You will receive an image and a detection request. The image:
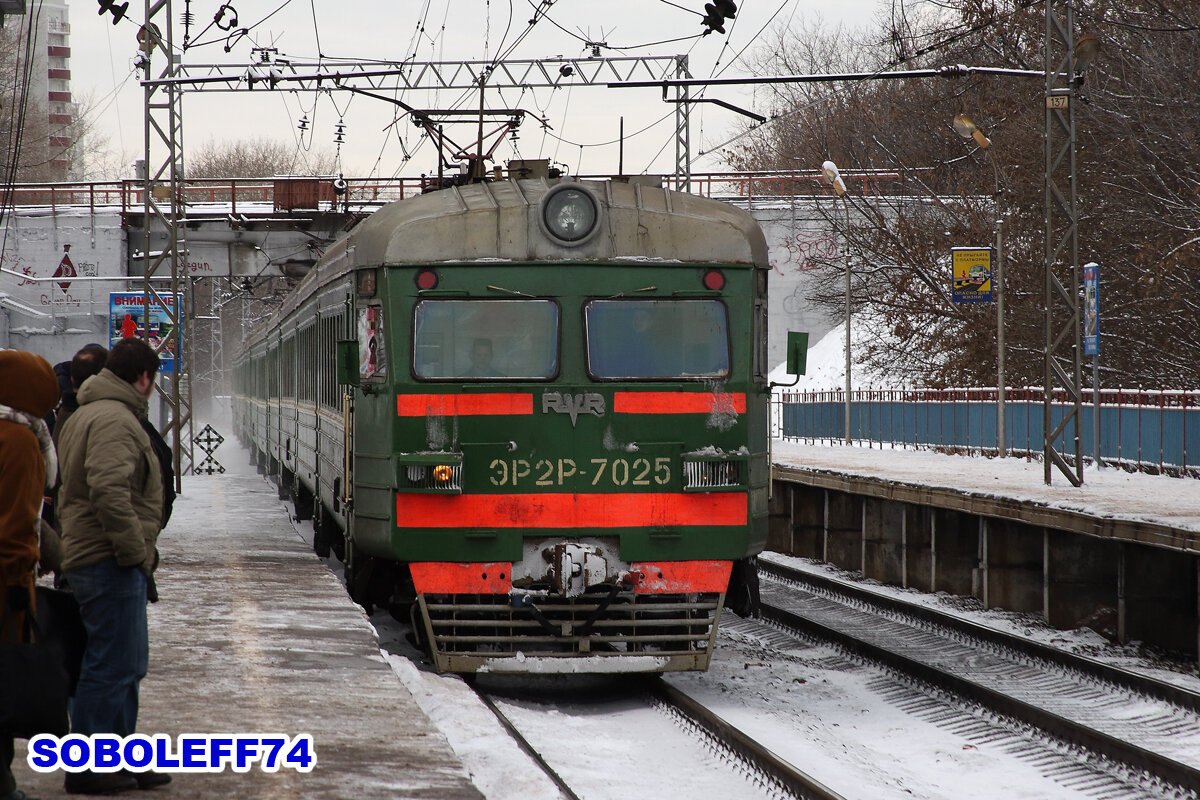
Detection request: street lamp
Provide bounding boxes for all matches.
[953,113,1007,457]
[821,159,853,445]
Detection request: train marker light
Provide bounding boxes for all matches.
[540,184,600,246]
[357,268,377,297]
[415,269,439,290]
[702,269,725,291]
[432,465,454,483]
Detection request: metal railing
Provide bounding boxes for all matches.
[775,386,1200,477]
[0,169,910,217]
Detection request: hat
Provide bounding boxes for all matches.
[0,350,58,416]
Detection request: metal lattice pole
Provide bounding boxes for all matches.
[1043,0,1084,486]
[674,55,691,192]
[141,0,193,483]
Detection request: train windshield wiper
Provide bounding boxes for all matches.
[607,286,657,299]
[486,285,536,297]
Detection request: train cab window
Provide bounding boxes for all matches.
[585,299,730,380]
[413,299,559,380]
[358,304,387,381]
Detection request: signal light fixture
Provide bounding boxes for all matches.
[415,269,439,290]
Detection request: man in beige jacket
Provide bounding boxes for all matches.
[56,337,169,795]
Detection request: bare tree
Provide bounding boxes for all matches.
[731,0,1200,389]
[186,137,339,179]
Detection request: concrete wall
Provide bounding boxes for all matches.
[771,478,1200,658]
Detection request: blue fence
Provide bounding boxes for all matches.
[777,387,1200,475]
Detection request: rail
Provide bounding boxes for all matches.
[774,386,1200,477]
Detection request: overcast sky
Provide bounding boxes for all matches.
[67,0,885,180]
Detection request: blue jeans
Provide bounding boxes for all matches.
[65,558,148,737]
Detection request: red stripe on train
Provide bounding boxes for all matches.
[397,393,534,416]
[630,560,732,594]
[410,562,512,594]
[612,391,746,414]
[396,492,747,528]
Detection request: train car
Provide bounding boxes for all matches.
[232,177,774,674]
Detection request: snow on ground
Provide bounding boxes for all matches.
[768,321,896,393]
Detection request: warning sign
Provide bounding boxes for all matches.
[53,246,76,293]
[108,292,182,373]
[952,247,993,303]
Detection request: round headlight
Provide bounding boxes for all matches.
[540,185,600,245]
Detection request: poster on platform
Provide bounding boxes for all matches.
[108,292,182,373]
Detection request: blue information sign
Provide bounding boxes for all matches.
[1083,263,1099,356]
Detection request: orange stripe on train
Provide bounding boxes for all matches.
[612,391,746,414]
[396,492,747,528]
[397,393,533,416]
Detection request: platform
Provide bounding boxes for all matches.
[769,441,1200,655]
[773,441,1200,553]
[12,468,482,800]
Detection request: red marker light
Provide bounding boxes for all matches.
[702,269,725,291]
[415,269,439,290]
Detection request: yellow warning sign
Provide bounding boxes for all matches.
[952,247,993,303]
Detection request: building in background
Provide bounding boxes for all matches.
[1,0,75,182]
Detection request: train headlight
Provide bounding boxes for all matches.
[432,464,454,484]
[406,465,428,483]
[540,184,600,246]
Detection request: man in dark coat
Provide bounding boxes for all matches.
[0,349,59,800]
[56,338,169,795]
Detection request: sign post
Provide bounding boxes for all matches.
[1083,263,1101,468]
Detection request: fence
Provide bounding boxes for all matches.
[0,169,908,217]
[776,387,1200,477]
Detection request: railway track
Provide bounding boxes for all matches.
[759,555,1200,794]
[471,678,846,800]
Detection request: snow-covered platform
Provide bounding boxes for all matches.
[773,441,1200,552]
[770,442,1200,655]
[13,469,483,800]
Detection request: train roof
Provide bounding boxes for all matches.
[241,179,771,348]
[314,178,768,278]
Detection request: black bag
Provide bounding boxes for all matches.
[0,591,70,738]
[35,585,87,696]
[140,418,176,527]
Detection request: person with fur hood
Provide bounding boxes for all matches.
[0,349,59,800]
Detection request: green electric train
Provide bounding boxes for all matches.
[232,177,777,673]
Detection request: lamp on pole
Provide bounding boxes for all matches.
[953,113,1007,457]
[821,159,853,445]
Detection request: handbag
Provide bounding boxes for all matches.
[0,590,70,738]
[35,585,87,696]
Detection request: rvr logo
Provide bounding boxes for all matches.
[542,392,605,427]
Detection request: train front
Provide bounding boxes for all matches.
[345,179,771,673]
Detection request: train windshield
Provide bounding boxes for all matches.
[413,299,559,380]
[585,299,730,379]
